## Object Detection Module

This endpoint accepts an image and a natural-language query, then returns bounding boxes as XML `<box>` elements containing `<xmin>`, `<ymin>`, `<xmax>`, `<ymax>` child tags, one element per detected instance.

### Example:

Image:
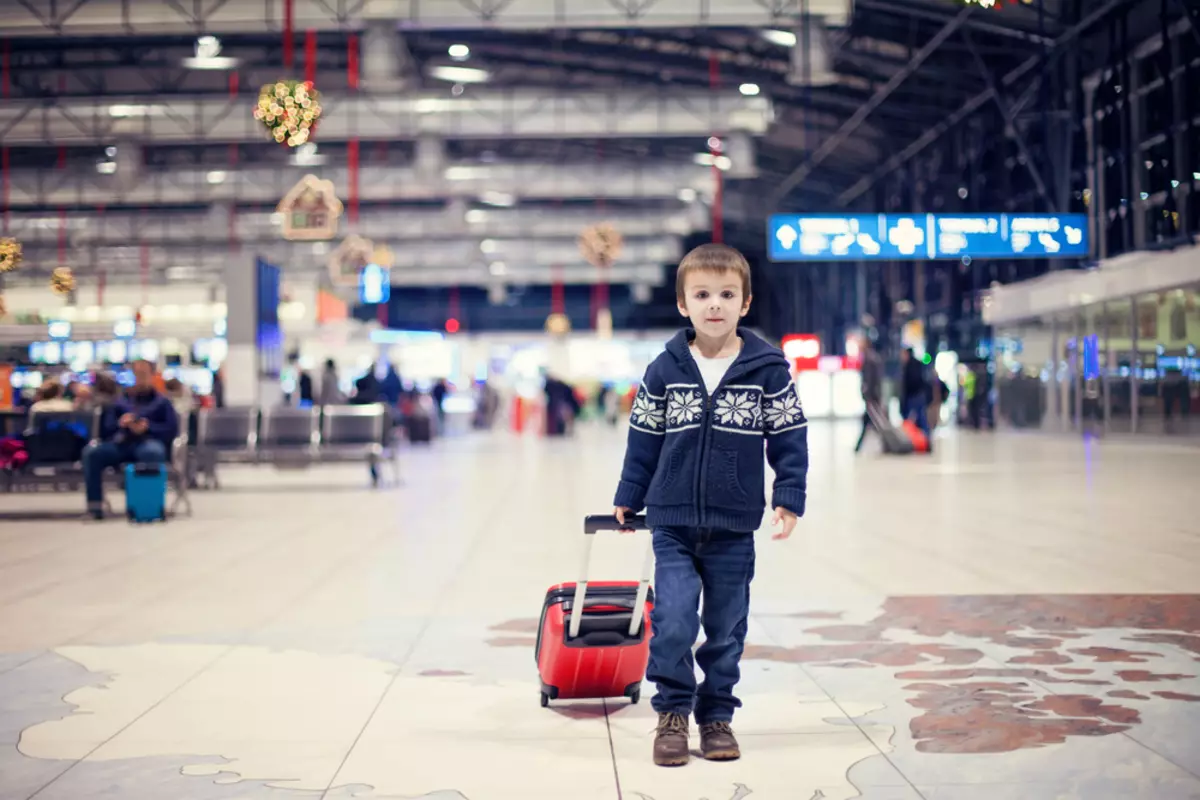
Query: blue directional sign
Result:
<box><xmin>359</xmin><ymin>262</ymin><xmax>390</xmax><ymax>304</ymax></box>
<box><xmin>767</xmin><ymin>213</ymin><xmax>1089</xmax><ymax>262</ymax></box>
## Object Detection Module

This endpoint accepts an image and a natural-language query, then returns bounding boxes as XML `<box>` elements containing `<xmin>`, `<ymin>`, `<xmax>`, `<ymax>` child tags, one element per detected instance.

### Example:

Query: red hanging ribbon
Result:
<box><xmin>1</xmin><ymin>147</ymin><xmax>9</xmax><ymax>233</ymax></box>
<box><xmin>1</xmin><ymin>38</ymin><xmax>10</xmax><ymax>98</ymax></box>
<box><xmin>304</xmin><ymin>30</ymin><xmax>316</xmax><ymax>85</ymax></box>
<box><xmin>347</xmin><ymin>34</ymin><xmax>359</xmax><ymax>91</ymax></box>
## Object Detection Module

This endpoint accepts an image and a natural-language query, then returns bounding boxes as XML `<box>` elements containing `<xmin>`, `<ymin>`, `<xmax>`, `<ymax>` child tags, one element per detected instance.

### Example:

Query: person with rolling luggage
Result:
<box><xmin>854</xmin><ymin>334</ymin><xmax>884</xmax><ymax>454</ymax></box>
<box><xmin>612</xmin><ymin>244</ymin><xmax>809</xmax><ymax>767</ymax></box>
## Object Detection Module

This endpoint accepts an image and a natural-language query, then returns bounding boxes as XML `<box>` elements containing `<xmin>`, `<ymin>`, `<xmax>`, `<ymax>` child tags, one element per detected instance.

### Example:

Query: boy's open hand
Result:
<box><xmin>771</xmin><ymin>507</ymin><xmax>798</xmax><ymax>540</ymax></box>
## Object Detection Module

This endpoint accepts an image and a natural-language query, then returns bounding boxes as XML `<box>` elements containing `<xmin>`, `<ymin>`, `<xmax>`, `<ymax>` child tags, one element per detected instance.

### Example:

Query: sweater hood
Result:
<box><xmin>664</xmin><ymin>327</ymin><xmax>789</xmax><ymax>373</ymax></box>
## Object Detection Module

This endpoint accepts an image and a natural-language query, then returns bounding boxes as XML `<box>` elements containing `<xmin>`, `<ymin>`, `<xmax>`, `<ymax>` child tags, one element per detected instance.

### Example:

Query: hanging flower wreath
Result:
<box><xmin>254</xmin><ymin>80</ymin><xmax>322</xmax><ymax>147</ymax></box>
<box><xmin>578</xmin><ymin>222</ymin><xmax>624</xmax><ymax>267</ymax></box>
<box><xmin>50</xmin><ymin>267</ymin><xmax>76</xmax><ymax>296</ymax></box>
<box><xmin>0</xmin><ymin>237</ymin><xmax>21</xmax><ymax>273</ymax></box>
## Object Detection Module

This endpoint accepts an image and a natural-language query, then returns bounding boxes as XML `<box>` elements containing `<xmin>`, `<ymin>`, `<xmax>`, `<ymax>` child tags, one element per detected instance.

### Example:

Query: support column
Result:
<box><xmin>223</xmin><ymin>249</ymin><xmax>258</xmax><ymax>406</ymax></box>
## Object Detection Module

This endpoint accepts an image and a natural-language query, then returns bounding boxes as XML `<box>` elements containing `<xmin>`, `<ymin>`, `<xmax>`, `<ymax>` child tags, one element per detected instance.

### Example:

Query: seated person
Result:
<box><xmin>84</xmin><ymin>359</ymin><xmax>179</xmax><ymax>519</ymax></box>
<box><xmin>29</xmin><ymin>380</ymin><xmax>76</xmax><ymax>413</ymax></box>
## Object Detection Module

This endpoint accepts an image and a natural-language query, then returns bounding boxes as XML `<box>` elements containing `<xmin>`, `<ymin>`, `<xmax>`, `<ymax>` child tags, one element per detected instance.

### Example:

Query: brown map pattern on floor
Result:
<box><xmin>488</xmin><ymin>594</ymin><xmax>1200</xmax><ymax>755</ymax></box>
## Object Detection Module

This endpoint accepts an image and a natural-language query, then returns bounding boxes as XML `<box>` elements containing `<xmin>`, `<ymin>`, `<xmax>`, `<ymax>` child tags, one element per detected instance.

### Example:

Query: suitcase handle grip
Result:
<box><xmin>584</xmin><ymin>514</ymin><xmax>647</xmax><ymax>534</ymax></box>
<box><xmin>570</xmin><ymin>514</ymin><xmax>654</xmax><ymax>640</ymax></box>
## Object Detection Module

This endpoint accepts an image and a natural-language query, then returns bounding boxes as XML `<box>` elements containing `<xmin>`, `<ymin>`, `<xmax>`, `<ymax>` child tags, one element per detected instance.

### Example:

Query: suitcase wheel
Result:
<box><xmin>540</xmin><ymin>691</ymin><xmax>549</xmax><ymax>708</ymax></box>
<box><xmin>629</xmin><ymin>689</ymin><xmax>640</xmax><ymax>705</ymax></box>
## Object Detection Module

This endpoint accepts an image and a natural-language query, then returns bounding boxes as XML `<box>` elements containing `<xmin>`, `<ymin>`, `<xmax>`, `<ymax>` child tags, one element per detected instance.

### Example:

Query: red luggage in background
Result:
<box><xmin>535</xmin><ymin>514</ymin><xmax>654</xmax><ymax>707</ymax></box>
<box><xmin>902</xmin><ymin>419</ymin><xmax>930</xmax><ymax>453</ymax></box>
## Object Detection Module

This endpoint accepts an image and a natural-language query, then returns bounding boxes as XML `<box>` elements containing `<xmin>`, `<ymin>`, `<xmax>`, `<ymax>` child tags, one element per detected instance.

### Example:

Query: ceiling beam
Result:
<box><xmin>836</xmin><ymin>0</ymin><xmax>1133</xmax><ymax>207</ymax></box>
<box><xmin>7</xmin><ymin>206</ymin><xmax>706</xmax><ymax>245</ymax></box>
<box><xmin>0</xmin><ymin>88</ymin><xmax>772</xmax><ymax>146</ymax></box>
<box><xmin>3</xmin><ymin>160</ymin><xmax>718</xmax><ymax>209</ymax></box>
<box><xmin>767</xmin><ymin>4</ymin><xmax>977</xmax><ymax>207</ymax></box>
<box><xmin>0</xmin><ymin>0</ymin><xmax>853</xmax><ymax>37</ymax></box>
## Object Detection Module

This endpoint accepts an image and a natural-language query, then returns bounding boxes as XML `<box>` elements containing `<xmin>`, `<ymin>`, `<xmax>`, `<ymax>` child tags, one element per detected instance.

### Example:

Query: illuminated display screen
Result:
<box><xmin>767</xmin><ymin>213</ymin><xmax>1089</xmax><ymax>261</ymax></box>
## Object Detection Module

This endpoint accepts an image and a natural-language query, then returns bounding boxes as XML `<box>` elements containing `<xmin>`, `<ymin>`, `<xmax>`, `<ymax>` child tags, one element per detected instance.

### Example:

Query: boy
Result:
<box><xmin>614</xmin><ymin>243</ymin><xmax>809</xmax><ymax>767</ymax></box>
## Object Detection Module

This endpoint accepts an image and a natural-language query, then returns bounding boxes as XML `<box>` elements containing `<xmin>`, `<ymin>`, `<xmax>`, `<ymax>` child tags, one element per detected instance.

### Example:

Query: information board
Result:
<box><xmin>767</xmin><ymin>213</ymin><xmax>1089</xmax><ymax>262</ymax></box>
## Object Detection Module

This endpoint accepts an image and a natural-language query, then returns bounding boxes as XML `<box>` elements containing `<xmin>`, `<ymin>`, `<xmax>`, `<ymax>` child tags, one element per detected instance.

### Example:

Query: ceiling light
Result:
<box><xmin>480</xmin><ymin>239</ymin><xmax>498</xmax><ymax>253</ymax></box>
<box><xmin>444</xmin><ymin>165</ymin><xmax>482</xmax><ymax>181</ymax></box>
<box><xmin>465</xmin><ymin>209</ymin><xmax>487</xmax><ymax>223</ymax></box>
<box><xmin>677</xmin><ymin>188</ymin><xmax>697</xmax><ymax>203</ymax></box>
<box><xmin>762</xmin><ymin>30</ymin><xmax>797</xmax><ymax>48</ymax></box>
<box><xmin>739</xmin><ymin>83</ymin><xmax>760</xmax><ymax>96</ymax></box>
<box><xmin>480</xmin><ymin>191</ymin><xmax>515</xmax><ymax>207</ymax></box>
<box><xmin>108</xmin><ymin>104</ymin><xmax>154</xmax><ymax>118</ymax></box>
<box><xmin>206</xmin><ymin>170</ymin><xmax>226</xmax><ymax>185</ymax></box>
<box><xmin>182</xmin><ymin>35</ymin><xmax>239</xmax><ymax>69</ymax></box>
<box><xmin>489</xmin><ymin>261</ymin><xmax>507</xmax><ymax>276</ymax></box>
<box><xmin>428</xmin><ymin>65</ymin><xmax>490</xmax><ymax>84</ymax></box>
<box><xmin>96</xmin><ymin>161</ymin><xmax>117</xmax><ymax>174</ymax></box>
<box><xmin>448</xmin><ymin>44</ymin><xmax>470</xmax><ymax>60</ymax></box>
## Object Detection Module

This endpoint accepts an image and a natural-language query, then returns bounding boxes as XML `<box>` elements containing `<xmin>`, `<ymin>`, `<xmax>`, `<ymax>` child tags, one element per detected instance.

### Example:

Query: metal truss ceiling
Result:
<box><xmin>0</xmin><ymin>0</ymin><xmax>851</xmax><ymax>36</ymax></box>
<box><xmin>3</xmin><ymin>161</ymin><xmax>715</xmax><ymax>209</ymax></box>
<box><xmin>7</xmin><ymin>207</ymin><xmax>705</xmax><ymax>245</ymax></box>
<box><xmin>18</xmin><ymin>236</ymin><xmax>682</xmax><ymax>271</ymax></box>
<box><xmin>0</xmin><ymin>90</ymin><xmax>771</xmax><ymax>147</ymax></box>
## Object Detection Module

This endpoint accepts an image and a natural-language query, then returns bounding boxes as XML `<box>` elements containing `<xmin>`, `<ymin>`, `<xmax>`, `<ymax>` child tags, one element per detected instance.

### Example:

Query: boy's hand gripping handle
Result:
<box><xmin>569</xmin><ymin>515</ymin><xmax>653</xmax><ymax>640</ymax></box>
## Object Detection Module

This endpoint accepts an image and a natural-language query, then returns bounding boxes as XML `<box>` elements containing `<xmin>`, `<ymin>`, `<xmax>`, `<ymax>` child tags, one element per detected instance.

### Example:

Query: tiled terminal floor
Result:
<box><xmin>1</xmin><ymin>422</ymin><xmax>1198</xmax><ymax>800</ymax></box>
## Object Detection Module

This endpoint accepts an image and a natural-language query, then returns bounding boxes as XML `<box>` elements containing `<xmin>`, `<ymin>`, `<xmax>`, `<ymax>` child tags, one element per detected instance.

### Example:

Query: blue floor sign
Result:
<box><xmin>767</xmin><ymin>213</ymin><xmax>1089</xmax><ymax>261</ymax></box>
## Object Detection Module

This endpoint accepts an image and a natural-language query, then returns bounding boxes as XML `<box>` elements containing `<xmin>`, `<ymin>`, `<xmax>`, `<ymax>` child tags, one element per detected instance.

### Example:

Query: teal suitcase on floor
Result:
<box><xmin>125</xmin><ymin>463</ymin><xmax>168</xmax><ymax>523</ymax></box>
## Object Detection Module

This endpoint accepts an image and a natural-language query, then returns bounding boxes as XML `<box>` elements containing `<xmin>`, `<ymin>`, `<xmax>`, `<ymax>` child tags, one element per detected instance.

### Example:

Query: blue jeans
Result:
<box><xmin>648</xmin><ymin>526</ymin><xmax>756</xmax><ymax>723</ymax></box>
<box><xmin>83</xmin><ymin>439</ymin><xmax>168</xmax><ymax>505</ymax></box>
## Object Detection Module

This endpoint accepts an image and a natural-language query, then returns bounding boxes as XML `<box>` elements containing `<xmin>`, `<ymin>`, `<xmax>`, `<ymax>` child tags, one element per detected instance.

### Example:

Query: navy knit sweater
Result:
<box><xmin>613</xmin><ymin>328</ymin><xmax>809</xmax><ymax>533</ymax></box>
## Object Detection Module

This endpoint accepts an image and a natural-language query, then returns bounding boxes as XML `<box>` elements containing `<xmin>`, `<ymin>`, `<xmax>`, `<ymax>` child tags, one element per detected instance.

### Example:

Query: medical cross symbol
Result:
<box><xmin>888</xmin><ymin>218</ymin><xmax>925</xmax><ymax>255</ymax></box>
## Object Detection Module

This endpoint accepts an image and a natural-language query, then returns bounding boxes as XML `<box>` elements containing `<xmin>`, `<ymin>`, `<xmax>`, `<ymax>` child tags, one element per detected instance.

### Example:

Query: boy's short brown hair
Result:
<box><xmin>675</xmin><ymin>243</ymin><xmax>752</xmax><ymax>303</ymax></box>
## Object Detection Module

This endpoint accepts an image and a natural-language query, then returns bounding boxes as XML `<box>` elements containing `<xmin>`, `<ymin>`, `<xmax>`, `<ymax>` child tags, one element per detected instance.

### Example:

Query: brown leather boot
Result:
<box><xmin>653</xmin><ymin>712</ymin><xmax>691</xmax><ymax>766</ymax></box>
<box><xmin>699</xmin><ymin>721</ymin><xmax>740</xmax><ymax>760</ymax></box>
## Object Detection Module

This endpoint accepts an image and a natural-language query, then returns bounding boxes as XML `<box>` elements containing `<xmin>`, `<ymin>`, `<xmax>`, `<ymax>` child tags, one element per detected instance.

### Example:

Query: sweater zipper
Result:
<box><xmin>691</xmin><ymin>356</ymin><xmax>746</xmax><ymax>528</ymax></box>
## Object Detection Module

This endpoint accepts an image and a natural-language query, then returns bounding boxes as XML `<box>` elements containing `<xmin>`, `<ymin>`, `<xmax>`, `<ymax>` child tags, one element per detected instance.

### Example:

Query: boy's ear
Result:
<box><xmin>677</xmin><ymin>299</ymin><xmax>690</xmax><ymax>318</ymax></box>
<box><xmin>740</xmin><ymin>294</ymin><xmax>753</xmax><ymax>316</ymax></box>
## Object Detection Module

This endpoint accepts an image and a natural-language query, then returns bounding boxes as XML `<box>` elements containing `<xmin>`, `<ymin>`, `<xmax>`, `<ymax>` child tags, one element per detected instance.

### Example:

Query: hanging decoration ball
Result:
<box><xmin>254</xmin><ymin>80</ymin><xmax>322</xmax><ymax>148</ymax></box>
<box><xmin>0</xmin><ymin>237</ymin><xmax>22</xmax><ymax>273</ymax></box>
<box><xmin>50</xmin><ymin>267</ymin><xmax>76</xmax><ymax>296</ymax></box>
<box><xmin>578</xmin><ymin>222</ymin><xmax>624</xmax><ymax>267</ymax></box>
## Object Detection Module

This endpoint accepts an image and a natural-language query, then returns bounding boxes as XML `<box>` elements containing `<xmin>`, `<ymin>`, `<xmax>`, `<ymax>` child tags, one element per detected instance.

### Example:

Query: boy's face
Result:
<box><xmin>677</xmin><ymin>269</ymin><xmax>750</xmax><ymax>339</ymax></box>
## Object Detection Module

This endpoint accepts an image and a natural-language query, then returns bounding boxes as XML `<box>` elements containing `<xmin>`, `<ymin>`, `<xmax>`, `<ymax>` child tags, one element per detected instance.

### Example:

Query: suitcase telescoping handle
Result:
<box><xmin>569</xmin><ymin>515</ymin><xmax>654</xmax><ymax>640</ymax></box>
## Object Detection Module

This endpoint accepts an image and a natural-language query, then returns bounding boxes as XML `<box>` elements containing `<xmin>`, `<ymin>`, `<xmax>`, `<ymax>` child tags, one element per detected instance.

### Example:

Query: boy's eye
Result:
<box><xmin>722</xmin><ymin>291</ymin><xmax>736</xmax><ymax>299</ymax></box>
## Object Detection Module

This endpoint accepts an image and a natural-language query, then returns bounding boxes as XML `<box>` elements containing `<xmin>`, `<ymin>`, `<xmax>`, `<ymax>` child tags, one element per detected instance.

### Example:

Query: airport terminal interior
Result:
<box><xmin>1</xmin><ymin>1</ymin><xmax>1200</xmax><ymax>798</ymax></box>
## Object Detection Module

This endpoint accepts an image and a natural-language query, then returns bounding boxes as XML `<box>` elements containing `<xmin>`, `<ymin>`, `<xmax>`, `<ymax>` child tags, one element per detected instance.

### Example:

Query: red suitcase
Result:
<box><xmin>535</xmin><ymin>514</ymin><xmax>654</xmax><ymax>707</ymax></box>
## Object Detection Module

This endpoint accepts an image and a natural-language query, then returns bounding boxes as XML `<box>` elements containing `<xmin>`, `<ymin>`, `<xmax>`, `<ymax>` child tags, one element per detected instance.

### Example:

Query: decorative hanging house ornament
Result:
<box><xmin>277</xmin><ymin>175</ymin><xmax>344</xmax><ymax>241</ymax></box>
<box><xmin>578</xmin><ymin>222</ymin><xmax>624</xmax><ymax>267</ymax></box>
<box><xmin>0</xmin><ymin>237</ymin><xmax>22</xmax><ymax>274</ymax></box>
<box><xmin>50</xmin><ymin>267</ymin><xmax>76</xmax><ymax>296</ymax></box>
<box><xmin>327</xmin><ymin>234</ymin><xmax>377</xmax><ymax>288</ymax></box>
<box><xmin>254</xmin><ymin>79</ymin><xmax>323</xmax><ymax>148</ymax></box>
